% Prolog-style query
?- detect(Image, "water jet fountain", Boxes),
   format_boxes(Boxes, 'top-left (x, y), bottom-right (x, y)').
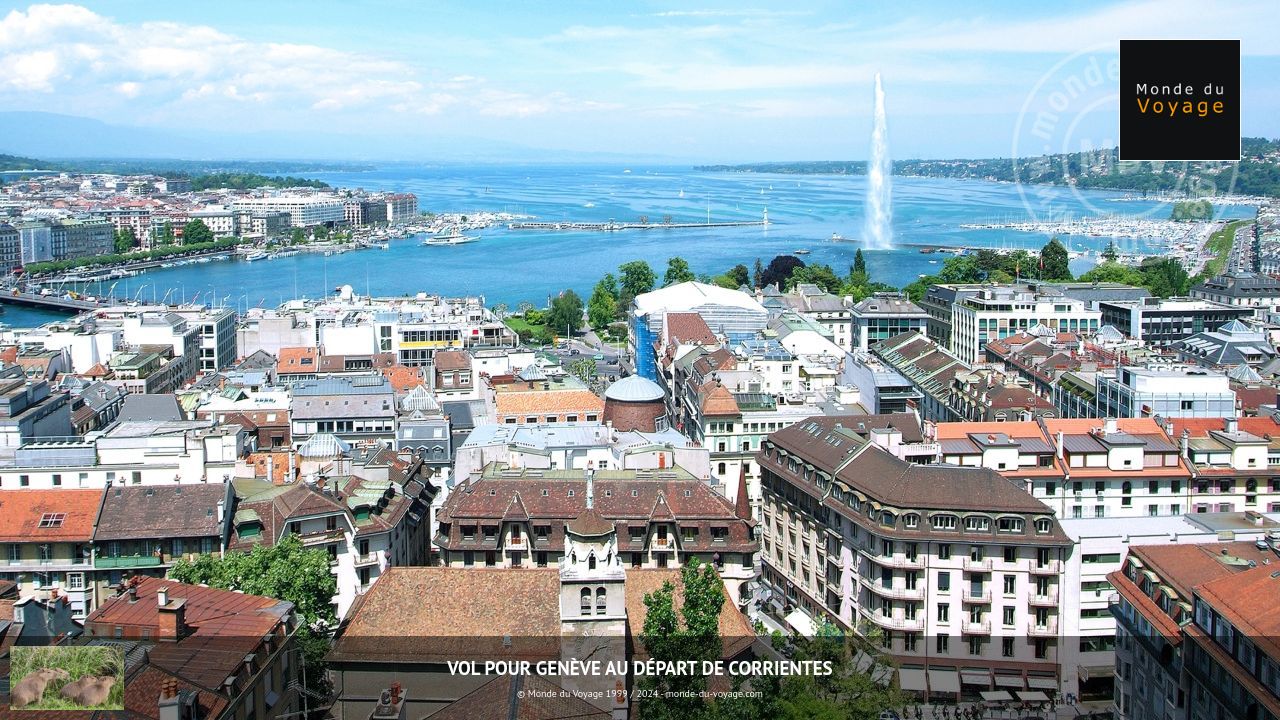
top-left (863, 73), bottom-right (893, 250)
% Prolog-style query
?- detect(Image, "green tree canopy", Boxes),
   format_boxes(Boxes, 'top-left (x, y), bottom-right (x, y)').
top-left (637, 559), bottom-right (725, 720)
top-left (853, 249), bottom-right (867, 276)
top-left (113, 228), bottom-right (136, 255)
top-left (1039, 238), bottom-right (1072, 281)
top-left (181, 219), bottom-right (214, 246)
top-left (168, 534), bottom-right (337, 702)
top-left (588, 275), bottom-right (619, 329)
top-left (1102, 240), bottom-right (1119, 262)
top-left (546, 289), bottom-right (585, 336)
top-left (664, 257), bottom-right (696, 286)
top-left (789, 262), bottom-right (842, 293)
top-left (725, 264), bottom-right (750, 288)
top-left (619, 260), bottom-right (657, 298)
top-left (759, 255), bottom-right (806, 290)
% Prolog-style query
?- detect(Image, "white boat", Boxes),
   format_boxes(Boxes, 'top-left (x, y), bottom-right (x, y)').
top-left (424, 230), bottom-right (479, 246)
top-left (794, 249), bottom-right (811, 255)
top-left (831, 232), bottom-right (846, 241)
top-left (583, 202), bottom-right (595, 208)
top-left (244, 251), bottom-right (268, 262)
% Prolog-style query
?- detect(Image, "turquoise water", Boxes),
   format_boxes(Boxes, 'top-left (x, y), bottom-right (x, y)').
top-left (6, 165), bottom-right (1254, 327)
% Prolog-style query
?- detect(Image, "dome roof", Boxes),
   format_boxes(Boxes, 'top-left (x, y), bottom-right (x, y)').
top-left (298, 433), bottom-right (351, 459)
top-left (604, 375), bottom-right (665, 403)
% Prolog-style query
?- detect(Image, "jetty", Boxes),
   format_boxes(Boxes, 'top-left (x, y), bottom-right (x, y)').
top-left (508, 211), bottom-right (770, 233)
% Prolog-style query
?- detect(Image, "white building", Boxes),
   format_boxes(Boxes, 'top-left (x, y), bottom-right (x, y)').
top-left (1094, 365), bottom-right (1237, 419)
top-left (951, 286), bottom-right (1101, 364)
top-left (231, 196), bottom-right (345, 227)
top-left (187, 207), bottom-right (239, 238)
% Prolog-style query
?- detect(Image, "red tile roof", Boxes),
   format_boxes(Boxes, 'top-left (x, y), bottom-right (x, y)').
top-left (1169, 416), bottom-right (1280, 438)
top-left (380, 365), bottom-right (424, 394)
top-left (665, 312), bottom-right (718, 346)
top-left (0, 489), bottom-right (101, 542)
top-left (276, 347), bottom-right (317, 374)
top-left (433, 350), bottom-right (472, 371)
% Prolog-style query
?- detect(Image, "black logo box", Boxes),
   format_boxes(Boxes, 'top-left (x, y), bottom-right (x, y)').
top-left (1119, 39), bottom-right (1240, 162)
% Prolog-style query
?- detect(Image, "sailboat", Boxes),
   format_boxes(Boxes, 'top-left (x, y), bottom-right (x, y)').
top-left (679, 189), bottom-right (685, 198)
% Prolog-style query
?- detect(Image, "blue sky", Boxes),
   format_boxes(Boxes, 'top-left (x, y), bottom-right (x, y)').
top-left (0, 1), bottom-right (1277, 161)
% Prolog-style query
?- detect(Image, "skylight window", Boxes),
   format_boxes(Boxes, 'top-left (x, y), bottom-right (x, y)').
top-left (38, 513), bottom-right (65, 528)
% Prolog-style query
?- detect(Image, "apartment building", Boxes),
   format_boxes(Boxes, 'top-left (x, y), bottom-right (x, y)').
top-left (229, 447), bottom-right (435, 618)
top-left (1191, 270), bottom-right (1280, 317)
top-left (0, 488), bottom-right (99, 617)
top-left (872, 331), bottom-right (970, 422)
top-left (1092, 365), bottom-right (1239, 419)
top-left (433, 464), bottom-right (759, 605)
top-left (290, 375), bottom-right (397, 446)
top-left (1169, 416), bottom-right (1280, 514)
top-left (1109, 541), bottom-right (1280, 720)
top-left (759, 416), bottom-right (1073, 698)
top-left (0, 364), bottom-right (74, 462)
top-left (773, 283), bottom-right (855, 351)
top-left (950, 285), bottom-right (1101, 364)
top-left (850, 293), bottom-right (929, 352)
top-left (0, 222), bottom-right (21, 272)
top-left (384, 193), bottom-right (418, 223)
top-left (83, 577), bottom-right (301, 720)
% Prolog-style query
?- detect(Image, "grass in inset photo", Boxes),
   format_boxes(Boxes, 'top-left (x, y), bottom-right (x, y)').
top-left (9, 645), bottom-right (125, 711)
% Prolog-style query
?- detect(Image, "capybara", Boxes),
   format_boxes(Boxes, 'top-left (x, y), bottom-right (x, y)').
top-left (60, 675), bottom-right (117, 707)
top-left (10, 667), bottom-right (70, 707)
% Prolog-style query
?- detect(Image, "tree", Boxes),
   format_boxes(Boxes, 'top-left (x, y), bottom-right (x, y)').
top-left (158, 222), bottom-right (176, 247)
top-left (853, 249), bottom-right (867, 276)
top-left (1140, 257), bottom-right (1191, 297)
top-left (726, 264), bottom-right (750, 288)
top-left (751, 258), bottom-right (764, 288)
top-left (619, 260), bottom-right (656, 299)
top-left (567, 357), bottom-right (597, 385)
top-left (546, 289), bottom-right (585, 336)
top-left (1078, 261), bottom-right (1143, 285)
top-left (313, 225), bottom-right (330, 241)
top-left (492, 302), bottom-right (509, 319)
top-left (664, 257), bottom-right (696, 286)
top-left (789, 263), bottom-right (842, 293)
top-left (1039, 238), bottom-right (1072, 281)
top-left (516, 301), bottom-right (535, 316)
top-left (169, 535), bottom-right (337, 703)
top-left (290, 227), bottom-right (306, 245)
top-left (588, 276), bottom-right (619, 329)
top-left (113, 228), bottom-right (136, 254)
top-left (637, 559), bottom-right (725, 720)
top-left (767, 623), bottom-right (908, 719)
top-left (182, 219), bottom-right (214, 246)
top-left (758, 255), bottom-right (806, 290)
top-left (1102, 240), bottom-right (1119, 262)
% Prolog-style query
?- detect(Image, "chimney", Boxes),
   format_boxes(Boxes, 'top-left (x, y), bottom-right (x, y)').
top-left (1103, 417), bottom-right (1118, 435)
top-left (216, 498), bottom-right (225, 524)
top-left (1225, 417), bottom-right (1239, 434)
top-left (157, 593), bottom-right (187, 642)
top-left (585, 463), bottom-right (595, 510)
top-left (157, 586), bottom-right (168, 607)
top-left (1180, 429), bottom-right (1190, 459)
top-left (370, 683), bottom-right (407, 720)
top-left (1055, 431), bottom-right (1064, 460)
top-left (128, 585), bottom-right (138, 603)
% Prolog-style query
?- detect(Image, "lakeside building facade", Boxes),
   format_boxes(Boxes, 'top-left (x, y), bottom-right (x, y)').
top-left (1191, 270), bottom-right (1280, 318)
top-left (230, 195), bottom-right (345, 227)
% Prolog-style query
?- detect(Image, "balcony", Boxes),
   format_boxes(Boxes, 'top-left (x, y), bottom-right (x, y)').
top-left (868, 613), bottom-right (924, 631)
top-left (961, 619), bottom-right (992, 634)
top-left (353, 552), bottom-right (381, 567)
top-left (864, 579), bottom-right (925, 601)
top-left (6, 558), bottom-right (93, 570)
top-left (651, 537), bottom-right (675, 552)
top-left (861, 548), bottom-right (924, 569)
top-left (1029, 593), bottom-right (1059, 607)
top-left (963, 588), bottom-right (992, 603)
top-left (963, 557), bottom-right (993, 571)
top-left (1029, 560), bottom-right (1062, 575)
top-left (506, 536), bottom-right (527, 550)
top-left (1028, 618), bottom-right (1059, 636)
top-left (95, 555), bottom-right (164, 569)
top-left (299, 529), bottom-right (345, 547)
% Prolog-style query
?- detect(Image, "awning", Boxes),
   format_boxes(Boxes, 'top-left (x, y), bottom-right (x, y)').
top-left (960, 670), bottom-right (990, 685)
top-left (994, 674), bottom-right (1023, 688)
top-left (928, 668), bottom-right (961, 694)
top-left (785, 609), bottom-right (816, 638)
top-left (1017, 690), bottom-right (1050, 702)
top-left (1026, 677), bottom-right (1059, 690)
top-left (1078, 664), bottom-right (1115, 681)
top-left (980, 690), bottom-right (1013, 702)
top-left (898, 667), bottom-right (928, 692)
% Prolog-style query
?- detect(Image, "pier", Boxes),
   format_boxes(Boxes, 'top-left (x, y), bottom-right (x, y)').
top-left (508, 213), bottom-right (769, 233)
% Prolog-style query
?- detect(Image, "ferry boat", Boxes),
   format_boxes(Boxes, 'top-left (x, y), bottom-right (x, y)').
top-left (424, 230), bottom-right (479, 246)
top-left (831, 232), bottom-right (846, 241)
top-left (243, 250), bottom-right (268, 262)
top-left (794, 249), bottom-right (811, 255)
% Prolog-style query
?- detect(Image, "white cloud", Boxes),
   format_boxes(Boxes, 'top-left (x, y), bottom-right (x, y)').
top-left (115, 81), bottom-right (140, 98)
top-left (0, 50), bottom-right (60, 91)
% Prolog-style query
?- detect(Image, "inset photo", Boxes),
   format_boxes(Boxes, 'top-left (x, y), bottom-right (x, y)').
top-left (8, 645), bottom-right (125, 711)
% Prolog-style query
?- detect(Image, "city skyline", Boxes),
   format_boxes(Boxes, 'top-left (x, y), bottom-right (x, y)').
top-left (1, 0), bottom-right (1278, 162)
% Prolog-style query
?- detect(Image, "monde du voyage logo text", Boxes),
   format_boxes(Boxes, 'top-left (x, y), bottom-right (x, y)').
top-left (1120, 40), bottom-right (1240, 162)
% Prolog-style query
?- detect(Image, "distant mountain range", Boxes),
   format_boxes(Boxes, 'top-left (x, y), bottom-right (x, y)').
top-left (0, 111), bottom-right (676, 166)
top-left (696, 138), bottom-right (1280, 197)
